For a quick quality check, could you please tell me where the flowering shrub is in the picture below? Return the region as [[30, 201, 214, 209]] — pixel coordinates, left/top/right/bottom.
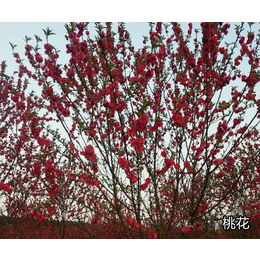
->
[[1, 22, 260, 238]]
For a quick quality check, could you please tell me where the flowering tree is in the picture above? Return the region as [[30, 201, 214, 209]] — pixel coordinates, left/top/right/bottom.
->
[[1, 22, 260, 238]]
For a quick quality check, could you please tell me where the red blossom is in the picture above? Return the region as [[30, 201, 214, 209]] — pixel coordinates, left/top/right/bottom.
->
[[91, 216, 99, 225], [214, 158, 223, 166], [199, 204, 208, 214], [118, 157, 129, 169], [126, 216, 133, 225], [127, 170, 138, 183], [82, 145, 96, 162], [0, 182, 13, 194], [181, 225, 193, 233], [134, 114, 149, 133], [141, 178, 151, 191], [130, 137, 144, 154], [148, 230, 157, 239], [215, 172, 224, 179], [161, 150, 167, 157], [37, 137, 51, 147]]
